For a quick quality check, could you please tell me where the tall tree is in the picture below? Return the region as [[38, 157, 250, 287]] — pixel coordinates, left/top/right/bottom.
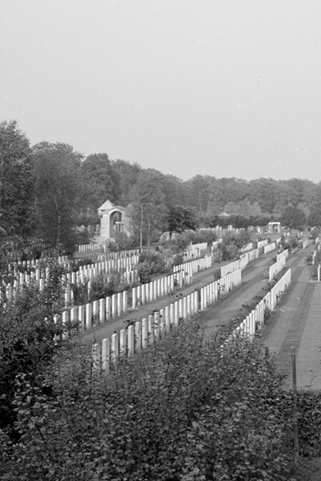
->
[[307, 208, 321, 227], [248, 178, 278, 214], [281, 206, 306, 230], [184, 175, 212, 214], [128, 169, 167, 246], [112, 159, 142, 205], [165, 205, 197, 238], [0, 121, 35, 237], [33, 142, 82, 252], [79, 153, 119, 214]]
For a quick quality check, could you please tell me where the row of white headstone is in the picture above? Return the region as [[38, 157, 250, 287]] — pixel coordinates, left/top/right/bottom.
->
[[131, 270, 192, 309], [173, 255, 212, 275], [90, 266, 292, 373], [12, 255, 68, 270], [91, 268, 243, 373], [269, 256, 286, 282], [200, 269, 242, 309], [257, 239, 269, 249], [74, 245, 209, 285], [229, 268, 292, 342], [62, 255, 213, 327], [263, 242, 277, 255], [71, 257, 139, 284], [220, 248, 260, 278]]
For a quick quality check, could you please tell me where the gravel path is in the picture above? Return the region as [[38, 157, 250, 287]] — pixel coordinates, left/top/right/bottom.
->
[[262, 248, 321, 390]]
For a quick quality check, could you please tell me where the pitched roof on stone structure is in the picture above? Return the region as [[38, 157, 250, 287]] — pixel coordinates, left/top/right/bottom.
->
[[98, 200, 125, 216]]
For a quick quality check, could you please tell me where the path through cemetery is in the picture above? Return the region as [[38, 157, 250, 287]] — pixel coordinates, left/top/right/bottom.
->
[[263, 249, 321, 390]]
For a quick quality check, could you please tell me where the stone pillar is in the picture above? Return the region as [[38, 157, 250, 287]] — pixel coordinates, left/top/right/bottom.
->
[[183, 296, 187, 319], [70, 307, 78, 328], [120, 329, 127, 356], [160, 277, 164, 296], [116, 293, 121, 316], [141, 284, 146, 304], [93, 300, 99, 325], [127, 325, 135, 356], [153, 311, 159, 340], [200, 288, 205, 310], [186, 295, 191, 318], [102, 338, 110, 373], [111, 332, 119, 362], [122, 290, 128, 314], [78, 305, 85, 330], [135, 321, 142, 351], [174, 302, 179, 327], [99, 298, 106, 323], [85, 303, 92, 330], [35, 268, 40, 282], [92, 343, 101, 370], [165, 306, 170, 332], [179, 299, 183, 319], [62, 311, 69, 339], [106, 297, 111, 320], [148, 315, 154, 344], [159, 308, 165, 336], [111, 294, 117, 318], [170, 303, 174, 325], [142, 318, 148, 349], [194, 291, 199, 313], [132, 287, 137, 308], [134, 285, 140, 306]]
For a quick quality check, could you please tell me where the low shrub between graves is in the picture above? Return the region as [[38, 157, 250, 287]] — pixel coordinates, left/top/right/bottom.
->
[[72, 270, 133, 304], [137, 251, 169, 283]]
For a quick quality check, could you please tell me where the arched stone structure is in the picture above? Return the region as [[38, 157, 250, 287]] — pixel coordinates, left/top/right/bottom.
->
[[98, 200, 131, 239]]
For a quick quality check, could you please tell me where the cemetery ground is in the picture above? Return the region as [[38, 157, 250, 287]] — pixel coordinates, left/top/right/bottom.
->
[[78, 245, 315, 364], [71, 244, 321, 479], [87, 243, 321, 392], [78, 250, 278, 351], [3, 241, 321, 480]]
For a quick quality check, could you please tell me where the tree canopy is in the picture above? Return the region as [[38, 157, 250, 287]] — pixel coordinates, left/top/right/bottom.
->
[[33, 142, 83, 252], [0, 121, 35, 237], [165, 205, 197, 237], [281, 206, 306, 230], [2, 120, 321, 253], [79, 153, 119, 213]]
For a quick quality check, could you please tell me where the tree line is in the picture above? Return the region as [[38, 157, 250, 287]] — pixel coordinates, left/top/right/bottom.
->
[[1, 120, 321, 253]]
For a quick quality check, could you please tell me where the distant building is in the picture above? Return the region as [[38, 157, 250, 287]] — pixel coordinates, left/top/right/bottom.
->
[[268, 221, 281, 234], [98, 200, 131, 240]]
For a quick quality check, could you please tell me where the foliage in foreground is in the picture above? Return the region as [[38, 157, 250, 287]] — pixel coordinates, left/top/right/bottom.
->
[[0, 320, 296, 481], [0, 265, 72, 439]]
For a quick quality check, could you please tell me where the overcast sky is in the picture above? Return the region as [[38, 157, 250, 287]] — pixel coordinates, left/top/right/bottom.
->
[[1, 0, 321, 181]]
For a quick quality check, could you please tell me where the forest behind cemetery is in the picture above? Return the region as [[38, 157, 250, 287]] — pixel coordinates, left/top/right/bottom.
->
[[1, 119, 321, 254]]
